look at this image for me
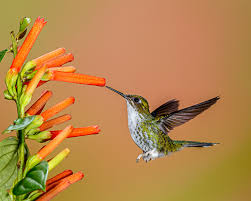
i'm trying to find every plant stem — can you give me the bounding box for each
[16,98,27,201]
[17,130,25,180]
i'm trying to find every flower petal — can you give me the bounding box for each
[37,180,71,201]
[37,125,73,160]
[33,48,66,67]
[26,90,52,115]
[41,97,75,121]
[49,66,76,73]
[25,64,48,96]
[46,170,73,186]
[37,172,83,201]
[51,71,106,86]
[50,125,100,139]
[36,53,74,70]
[39,114,72,131]
[10,17,47,72]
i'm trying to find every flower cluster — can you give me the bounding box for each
[0,17,105,201]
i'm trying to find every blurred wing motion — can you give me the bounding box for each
[154,97,220,133]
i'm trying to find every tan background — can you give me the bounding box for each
[0,0,251,201]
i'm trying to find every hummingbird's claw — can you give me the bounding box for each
[136,153,143,163]
[142,149,165,162]
[136,150,164,163]
[142,152,152,163]
[136,151,153,163]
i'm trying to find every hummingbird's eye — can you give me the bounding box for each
[134,97,140,103]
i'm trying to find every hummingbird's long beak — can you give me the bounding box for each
[106,86,127,99]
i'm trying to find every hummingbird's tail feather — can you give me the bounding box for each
[173,140,219,147]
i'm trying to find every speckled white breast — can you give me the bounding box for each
[126,102,152,152]
[127,102,141,134]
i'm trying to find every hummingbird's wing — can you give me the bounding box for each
[157,97,219,133]
[151,99,179,117]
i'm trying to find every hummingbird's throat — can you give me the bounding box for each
[127,101,144,130]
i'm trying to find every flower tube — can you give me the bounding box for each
[33,48,66,67]
[50,71,106,86]
[26,90,52,115]
[26,125,73,170]
[50,125,100,139]
[10,17,47,72]
[39,114,72,131]
[40,97,75,121]
[35,53,74,70]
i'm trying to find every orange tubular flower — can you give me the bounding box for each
[26,90,52,115]
[47,171,84,191]
[37,80,48,87]
[25,64,48,96]
[36,105,46,115]
[33,48,66,67]
[23,80,48,88]
[50,71,106,86]
[20,65,48,115]
[35,53,74,70]
[61,171,84,184]
[41,97,75,121]
[49,66,76,73]
[37,181,71,201]
[50,125,100,139]
[46,181,60,192]
[10,17,47,72]
[39,114,72,131]
[46,170,73,186]
[37,125,73,160]
[38,172,84,201]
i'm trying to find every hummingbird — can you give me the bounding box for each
[106,86,219,162]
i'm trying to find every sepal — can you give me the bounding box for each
[24,115,44,135]
[27,131,51,143]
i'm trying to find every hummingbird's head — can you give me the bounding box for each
[106,86,150,114]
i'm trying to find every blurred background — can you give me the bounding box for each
[0,0,251,201]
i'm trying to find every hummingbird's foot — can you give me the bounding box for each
[142,151,153,162]
[136,150,160,163]
[136,154,143,163]
[136,153,150,163]
[136,152,152,163]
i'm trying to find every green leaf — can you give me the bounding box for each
[13,161,49,196]
[3,116,36,134]
[0,137,18,190]
[0,49,7,63]
[17,17,31,40]
[0,188,11,201]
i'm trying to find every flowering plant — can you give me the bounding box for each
[0,17,105,201]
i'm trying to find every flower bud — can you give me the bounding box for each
[17,17,31,40]
[24,115,44,135]
[5,69,18,98]
[4,90,13,100]
[27,131,51,142]
[20,61,36,79]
